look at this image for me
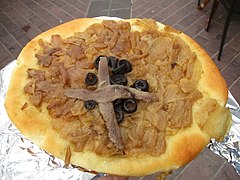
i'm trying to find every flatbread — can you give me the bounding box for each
[4,18,231,176]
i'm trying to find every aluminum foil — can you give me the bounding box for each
[0,60,240,179]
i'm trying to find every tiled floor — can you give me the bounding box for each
[0,0,239,179]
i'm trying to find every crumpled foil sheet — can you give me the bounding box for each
[0,60,240,179]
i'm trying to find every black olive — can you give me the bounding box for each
[123,98,137,113]
[108,56,119,69]
[94,55,108,69]
[112,59,132,74]
[171,63,177,69]
[113,99,124,107]
[132,79,149,92]
[84,100,96,110]
[115,106,124,123]
[85,72,98,86]
[110,74,128,86]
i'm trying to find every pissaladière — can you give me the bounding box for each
[5,18,231,176]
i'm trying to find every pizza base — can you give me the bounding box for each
[5,18,231,176]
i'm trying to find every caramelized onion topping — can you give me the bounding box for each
[24,20,203,157]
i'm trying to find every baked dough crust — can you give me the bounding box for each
[5,18,231,176]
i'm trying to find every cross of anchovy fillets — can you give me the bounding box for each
[64,57,158,150]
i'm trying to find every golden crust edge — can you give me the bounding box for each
[4,18,229,176]
[176,30,230,141]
